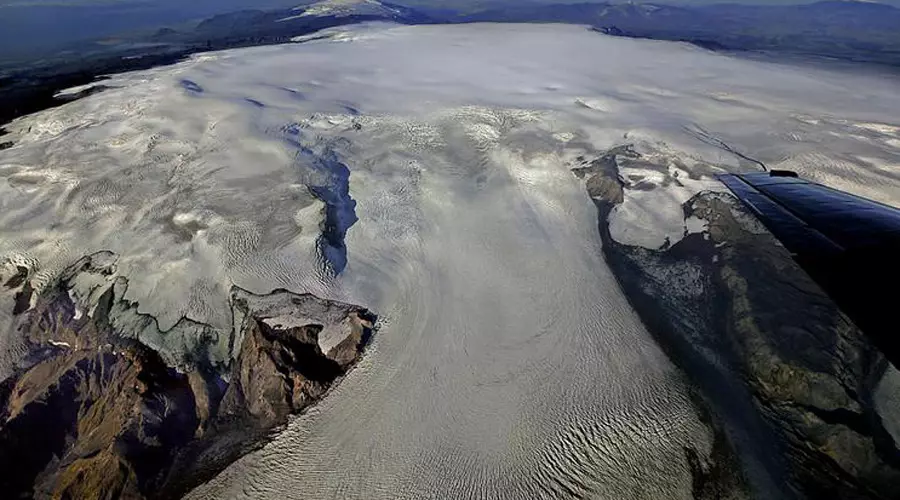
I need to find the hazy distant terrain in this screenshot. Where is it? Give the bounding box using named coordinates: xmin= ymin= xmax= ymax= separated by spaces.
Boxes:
xmin=462 ymin=1 xmax=900 ymax=66
xmin=0 ymin=0 xmax=311 ymax=61
xmin=4 ymin=0 xmax=900 ymax=132
xmin=4 ymin=0 xmax=900 ymax=65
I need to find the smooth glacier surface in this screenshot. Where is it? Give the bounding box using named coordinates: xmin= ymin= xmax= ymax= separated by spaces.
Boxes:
xmin=1 ymin=22 xmax=899 ymax=499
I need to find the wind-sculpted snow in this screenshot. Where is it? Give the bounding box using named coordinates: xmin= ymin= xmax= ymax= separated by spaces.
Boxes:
xmin=1 ymin=22 xmax=899 ymax=499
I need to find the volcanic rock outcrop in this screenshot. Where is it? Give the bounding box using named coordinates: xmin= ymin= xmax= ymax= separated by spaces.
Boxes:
xmin=574 ymin=145 xmax=900 ymax=500
xmin=0 ymin=252 xmax=376 ymax=499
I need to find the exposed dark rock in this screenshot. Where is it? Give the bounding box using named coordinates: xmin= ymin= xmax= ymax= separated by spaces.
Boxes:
xmin=0 ymin=252 xmax=376 ymax=499
xmin=55 ymin=84 xmax=112 ymax=104
xmin=3 ymin=265 xmax=29 ymax=289
xmin=593 ymin=26 xmax=626 ymax=37
xmin=571 ymin=144 xmax=635 ymax=206
xmin=12 ymin=281 xmax=34 ymax=316
xmin=573 ymin=145 xmax=900 ymax=500
xmin=307 ymin=150 xmax=358 ymax=276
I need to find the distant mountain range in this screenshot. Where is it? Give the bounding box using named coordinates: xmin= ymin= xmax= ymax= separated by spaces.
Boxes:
xmin=4 ymin=0 xmax=900 ymax=68
xmin=0 ymin=0 xmax=314 ymax=62
xmin=457 ymin=1 xmax=900 ymax=66
xmin=83 ymin=0 xmax=900 ymax=69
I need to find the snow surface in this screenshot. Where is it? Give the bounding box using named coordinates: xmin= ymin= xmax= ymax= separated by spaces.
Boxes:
xmin=1 ymin=22 xmax=899 ymax=500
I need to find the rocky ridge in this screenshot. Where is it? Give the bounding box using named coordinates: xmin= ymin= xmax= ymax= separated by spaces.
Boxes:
xmin=573 ymin=145 xmax=900 ymax=499
xmin=0 ymin=251 xmax=376 ymax=499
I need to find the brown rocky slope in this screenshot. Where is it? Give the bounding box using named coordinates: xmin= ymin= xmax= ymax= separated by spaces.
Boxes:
xmin=0 ymin=251 xmax=376 ymax=499
xmin=573 ymin=145 xmax=900 ymax=500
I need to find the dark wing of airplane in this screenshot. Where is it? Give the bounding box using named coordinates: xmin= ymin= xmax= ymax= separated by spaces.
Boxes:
xmin=721 ymin=170 xmax=900 ymax=367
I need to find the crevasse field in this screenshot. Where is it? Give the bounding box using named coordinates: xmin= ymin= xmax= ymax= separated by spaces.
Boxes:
xmin=1 ymin=22 xmax=899 ymax=500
